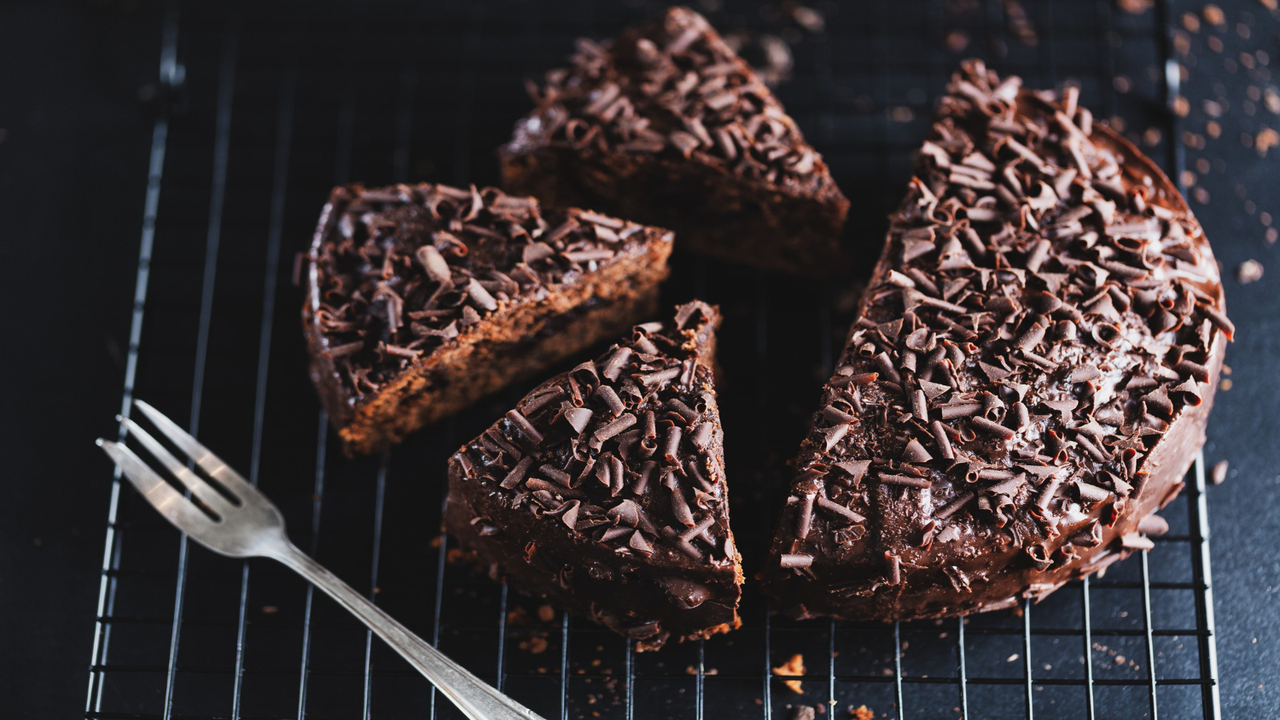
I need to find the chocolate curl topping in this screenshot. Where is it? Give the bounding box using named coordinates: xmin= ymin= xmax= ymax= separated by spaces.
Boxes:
xmin=500 ymin=456 xmax=534 ymax=490
xmin=930 ymin=421 xmax=955 ymax=460
xmin=561 ymin=406 xmax=593 ymax=434
xmin=600 ymin=346 xmax=633 ymax=381
xmin=835 ymin=459 xmax=871 ymax=485
xmin=902 ymin=438 xmax=933 ymax=463
xmin=780 ymin=553 xmax=814 ymax=569
xmin=879 ymin=473 xmax=932 ymax=489
xmin=415 ymin=244 xmax=452 ymax=283
xmin=505 ymin=410 xmax=544 ymax=445
xmin=594 ymin=413 xmax=637 ymax=444
xmin=816 ymin=496 xmax=865 ymax=524
xmin=794 ymin=493 xmax=816 ymax=540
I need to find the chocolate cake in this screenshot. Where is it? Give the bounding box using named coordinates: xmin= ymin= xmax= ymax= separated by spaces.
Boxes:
xmin=445 ymin=301 xmax=742 ymax=650
xmin=499 ymin=6 xmax=850 ymax=276
xmin=303 ymin=183 xmax=673 ymax=456
xmin=761 ymin=61 xmax=1233 ymax=622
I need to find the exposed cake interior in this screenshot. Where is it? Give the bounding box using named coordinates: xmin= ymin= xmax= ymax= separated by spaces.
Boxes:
xmin=304 ymin=183 xmax=673 ymax=456
xmin=500 ymin=6 xmax=850 ymax=276
xmin=446 ymin=301 xmax=742 ymax=650
xmin=762 ymin=60 xmax=1232 ymax=622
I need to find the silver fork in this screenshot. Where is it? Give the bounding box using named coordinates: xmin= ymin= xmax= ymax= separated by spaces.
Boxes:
xmin=97 ymin=400 xmax=543 ymax=720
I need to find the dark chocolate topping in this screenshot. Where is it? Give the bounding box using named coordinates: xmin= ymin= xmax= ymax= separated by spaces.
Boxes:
xmin=767 ymin=60 xmax=1230 ymax=614
xmin=305 ymin=183 xmax=668 ymax=408
xmin=452 ymin=301 xmax=736 ymax=570
xmin=504 ymin=6 xmax=839 ymax=197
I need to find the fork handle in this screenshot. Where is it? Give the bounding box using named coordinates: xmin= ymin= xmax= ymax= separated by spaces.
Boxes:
xmin=269 ymin=542 xmax=545 ymax=720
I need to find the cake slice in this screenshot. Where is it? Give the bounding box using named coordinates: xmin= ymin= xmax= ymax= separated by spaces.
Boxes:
xmin=445 ymin=301 xmax=742 ymax=649
xmin=761 ymin=61 xmax=1233 ymax=622
xmin=303 ymin=183 xmax=672 ymax=456
xmin=499 ymin=6 xmax=850 ymax=276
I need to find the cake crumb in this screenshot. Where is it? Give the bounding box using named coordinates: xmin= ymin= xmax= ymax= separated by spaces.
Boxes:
xmin=1203 ymin=4 xmax=1226 ymax=26
xmin=1118 ymin=0 xmax=1153 ymax=13
xmin=1238 ymin=259 xmax=1265 ymax=284
xmin=537 ymin=604 xmax=556 ymax=622
xmin=520 ymin=633 xmax=549 ymax=654
xmin=850 ymin=705 xmax=875 ymax=720
xmin=507 ymin=607 xmax=529 ymax=626
xmin=445 ymin=547 xmax=467 ymax=564
xmin=773 ymin=653 xmax=806 ymax=694
xmin=1257 ymin=127 xmax=1280 ymax=157
xmin=1212 ymin=460 xmax=1229 ymax=485
xmin=788 ymin=705 xmax=816 ymax=720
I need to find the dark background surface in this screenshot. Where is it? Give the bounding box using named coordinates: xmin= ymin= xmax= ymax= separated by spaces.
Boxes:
xmin=1 ymin=1 xmax=1277 ymax=718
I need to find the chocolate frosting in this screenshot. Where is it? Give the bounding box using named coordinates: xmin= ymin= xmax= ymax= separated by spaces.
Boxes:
xmin=445 ymin=301 xmax=742 ymax=649
xmin=762 ymin=61 xmax=1231 ymax=622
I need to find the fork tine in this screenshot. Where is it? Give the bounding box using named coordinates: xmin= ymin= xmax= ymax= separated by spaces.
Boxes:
xmin=97 ymin=439 xmax=219 ymax=538
xmin=132 ymin=399 xmax=258 ymax=498
xmin=118 ymin=416 xmax=238 ymax=516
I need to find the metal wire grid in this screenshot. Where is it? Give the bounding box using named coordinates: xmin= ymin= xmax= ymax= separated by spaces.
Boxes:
xmin=82 ymin=1 xmax=1220 ymax=718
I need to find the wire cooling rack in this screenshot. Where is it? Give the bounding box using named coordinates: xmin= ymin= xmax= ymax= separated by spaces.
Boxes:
xmin=84 ymin=1 xmax=1220 ymax=718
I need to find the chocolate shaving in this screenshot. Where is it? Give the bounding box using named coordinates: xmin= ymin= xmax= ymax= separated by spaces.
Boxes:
xmin=902 ymin=438 xmax=933 ymax=463
xmin=834 ymin=459 xmax=871 ymax=485
xmin=879 ymin=473 xmax=932 ymax=489
xmin=780 ymin=553 xmax=814 ymax=569
xmin=934 ymin=492 xmax=974 ymax=520
xmin=816 ymin=496 xmax=865 ymax=524
xmin=971 ymin=416 xmax=1016 ymax=439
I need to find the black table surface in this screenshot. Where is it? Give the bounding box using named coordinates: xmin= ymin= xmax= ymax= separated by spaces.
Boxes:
xmin=2 ymin=1 xmax=1277 ymax=717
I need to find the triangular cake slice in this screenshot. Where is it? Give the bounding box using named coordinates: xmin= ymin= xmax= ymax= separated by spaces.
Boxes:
xmin=445 ymin=301 xmax=742 ymax=649
xmin=500 ymin=6 xmax=850 ymax=276
xmin=762 ymin=61 xmax=1232 ymax=621
xmin=304 ymin=183 xmax=673 ymax=456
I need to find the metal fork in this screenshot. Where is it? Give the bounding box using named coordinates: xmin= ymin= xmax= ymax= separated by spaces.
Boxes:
xmin=97 ymin=400 xmax=543 ymax=720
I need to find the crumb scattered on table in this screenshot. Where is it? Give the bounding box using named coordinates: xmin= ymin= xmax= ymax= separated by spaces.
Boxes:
xmin=1237 ymin=259 xmax=1264 ymax=284
xmin=773 ymin=653 xmax=806 ymax=694
xmin=788 ymin=705 xmax=816 ymax=720
xmin=850 ymin=705 xmax=875 ymax=720
xmin=1212 ymin=459 xmax=1229 ymax=485
xmin=519 ymin=633 xmax=549 ymax=654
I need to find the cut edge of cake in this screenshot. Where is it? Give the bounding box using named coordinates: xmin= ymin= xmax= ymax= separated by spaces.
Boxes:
xmin=303 ymin=183 xmax=674 ymax=456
